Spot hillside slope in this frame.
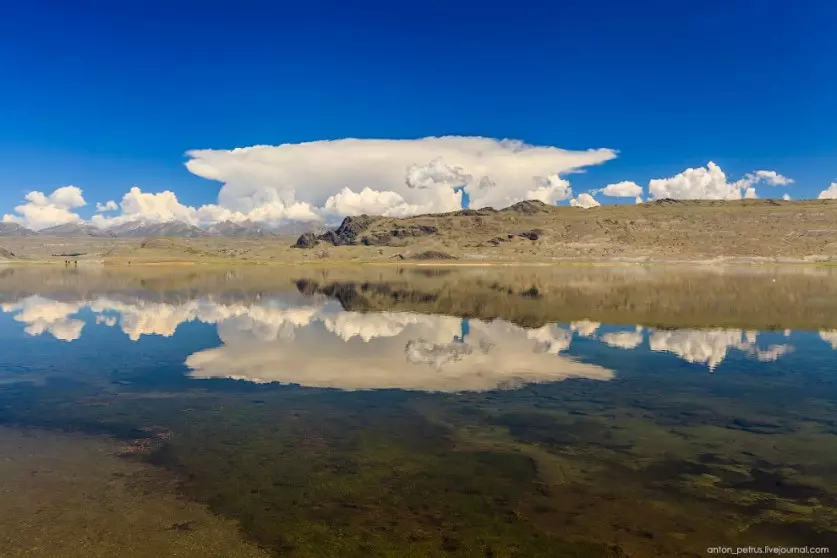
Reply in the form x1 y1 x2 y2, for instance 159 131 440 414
3 199 837 264
292 199 837 261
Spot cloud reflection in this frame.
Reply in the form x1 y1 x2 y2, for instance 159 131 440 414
0 296 801 385
649 329 792 371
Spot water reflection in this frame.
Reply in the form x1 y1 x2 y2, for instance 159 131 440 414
2 267 837 555
188 314 613 392
649 329 793 370
0 294 808 387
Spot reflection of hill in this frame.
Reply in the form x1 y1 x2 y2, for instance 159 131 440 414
289 266 837 330
4 265 837 330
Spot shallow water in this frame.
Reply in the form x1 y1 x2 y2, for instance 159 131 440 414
1 265 836 557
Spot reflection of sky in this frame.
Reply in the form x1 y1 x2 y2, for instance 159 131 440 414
0 295 824 390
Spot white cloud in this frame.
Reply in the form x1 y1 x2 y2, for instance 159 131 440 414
96 200 118 212
818 183 837 200
2 186 86 230
7 137 613 229
185 137 614 217
737 170 794 187
91 187 201 228
782 193 791 201
593 180 642 199
406 158 472 189
569 193 601 208
648 163 793 201
526 174 574 204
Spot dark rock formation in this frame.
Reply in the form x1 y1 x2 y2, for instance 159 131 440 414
392 224 438 237
500 200 551 214
410 251 457 260
362 224 439 246
488 236 511 245
652 198 683 206
330 215 377 245
518 229 542 241
293 232 319 249
300 216 439 248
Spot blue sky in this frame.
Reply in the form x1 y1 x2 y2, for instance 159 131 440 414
0 0 835 228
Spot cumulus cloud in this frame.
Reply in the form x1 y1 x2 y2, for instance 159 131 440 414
96 200 118 212
569 192 601 208
2 186 86 230
5 137 613 229
648 163 793 201
782 193 791 201
91 187 201 228
818 183 837 200
593 180 642 201
527 174 574 204
186 137 614 218
406 158 472 190
736 170 794 187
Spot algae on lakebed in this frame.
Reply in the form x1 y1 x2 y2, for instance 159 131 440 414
2 356 837 556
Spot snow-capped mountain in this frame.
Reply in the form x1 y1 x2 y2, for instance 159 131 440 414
105 220 207 238
38 223 115 237
204 220 276 237
2 218 323 237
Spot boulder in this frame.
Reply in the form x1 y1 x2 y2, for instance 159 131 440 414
518 230 542 241
293 232 319 249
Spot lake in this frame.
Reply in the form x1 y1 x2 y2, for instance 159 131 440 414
1 265 836 557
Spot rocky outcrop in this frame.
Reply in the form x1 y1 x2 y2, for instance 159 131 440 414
330 215 378 245
293 216 378 248
500 200 551 214
0 247 15 259
293 232 319 249
294 216 440 248
410 251 457 260
518 229 542 241
361 224 439 246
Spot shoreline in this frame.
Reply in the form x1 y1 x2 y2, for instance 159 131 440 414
3 256 836 268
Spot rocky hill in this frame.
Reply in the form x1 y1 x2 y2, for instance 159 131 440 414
0 223 38 237
4 199 837 263
291 199 837 261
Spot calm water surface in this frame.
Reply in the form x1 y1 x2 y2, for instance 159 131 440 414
1 266 836 557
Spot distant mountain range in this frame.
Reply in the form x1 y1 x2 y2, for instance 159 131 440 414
0 219 322 238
